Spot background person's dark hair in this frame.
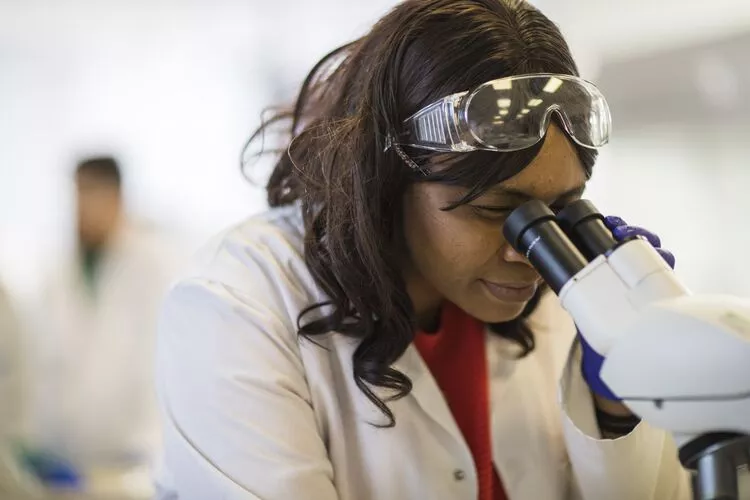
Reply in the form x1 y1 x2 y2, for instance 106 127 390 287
75 156 122 189
247 0 598 427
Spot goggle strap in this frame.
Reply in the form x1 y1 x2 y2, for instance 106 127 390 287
389 141 429 176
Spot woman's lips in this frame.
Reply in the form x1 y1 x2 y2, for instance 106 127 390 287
481 279 537 302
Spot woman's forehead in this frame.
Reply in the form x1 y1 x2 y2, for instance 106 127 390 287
498 126 586 202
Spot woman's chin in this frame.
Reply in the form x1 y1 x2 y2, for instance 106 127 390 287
459 298 527 325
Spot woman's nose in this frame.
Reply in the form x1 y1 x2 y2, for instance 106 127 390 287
502 241 532 266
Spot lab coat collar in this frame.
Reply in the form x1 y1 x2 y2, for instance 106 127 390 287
390 343 466 446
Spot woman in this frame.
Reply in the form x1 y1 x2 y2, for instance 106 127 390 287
155 1 691 499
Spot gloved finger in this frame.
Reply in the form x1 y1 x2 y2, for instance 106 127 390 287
611 225 662 248
603 215 627 230
578 331 621 401
656 248 676 269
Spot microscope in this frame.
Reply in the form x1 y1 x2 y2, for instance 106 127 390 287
503 200 750 500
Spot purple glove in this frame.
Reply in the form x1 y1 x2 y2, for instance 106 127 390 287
580 216 676 400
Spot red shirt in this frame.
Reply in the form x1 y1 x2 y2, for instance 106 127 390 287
414 302 508 500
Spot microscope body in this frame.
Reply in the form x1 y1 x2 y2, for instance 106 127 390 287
559 238 750 440
504 200 750 500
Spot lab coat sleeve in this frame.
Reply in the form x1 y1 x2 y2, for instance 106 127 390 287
155 277 339 500
559 339 693 500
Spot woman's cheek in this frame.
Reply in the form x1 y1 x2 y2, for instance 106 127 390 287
440 218 501 267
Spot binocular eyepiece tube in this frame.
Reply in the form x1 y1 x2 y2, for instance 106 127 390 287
502 199 617 293
556 200 618 261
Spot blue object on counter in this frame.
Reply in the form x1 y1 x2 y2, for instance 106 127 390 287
19 448 83 490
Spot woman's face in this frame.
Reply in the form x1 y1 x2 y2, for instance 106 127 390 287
402 124 587 325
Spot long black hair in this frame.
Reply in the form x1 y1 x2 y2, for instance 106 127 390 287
247 0 598 427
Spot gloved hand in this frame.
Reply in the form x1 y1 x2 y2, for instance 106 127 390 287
580 216 675 400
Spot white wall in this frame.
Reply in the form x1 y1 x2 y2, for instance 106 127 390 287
587 124 750 296
538 0 750 68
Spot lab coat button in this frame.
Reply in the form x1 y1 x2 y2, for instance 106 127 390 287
453 469 466 481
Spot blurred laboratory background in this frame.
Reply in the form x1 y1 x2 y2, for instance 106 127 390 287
2 0 749 300
0 0 748 498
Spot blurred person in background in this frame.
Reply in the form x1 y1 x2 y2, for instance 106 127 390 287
154 1 692 499
25 156 180 499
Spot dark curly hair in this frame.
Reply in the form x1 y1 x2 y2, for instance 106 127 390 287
246 0 597 427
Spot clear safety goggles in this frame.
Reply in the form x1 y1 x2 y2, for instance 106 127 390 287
387 74 611 154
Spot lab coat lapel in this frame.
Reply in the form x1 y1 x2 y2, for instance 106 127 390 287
390 344 468 451
487 295 575 500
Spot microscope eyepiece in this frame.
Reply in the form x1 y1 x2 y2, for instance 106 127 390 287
556 200 617 260
503 200 588 293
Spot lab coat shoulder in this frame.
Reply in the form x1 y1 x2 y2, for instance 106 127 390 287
39 221 182 303
156 204 339 500
533 295 692 500
113 223 188 286
184 204 318 306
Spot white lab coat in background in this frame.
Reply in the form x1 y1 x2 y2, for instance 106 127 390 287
27 221 183 499
155 203 692 500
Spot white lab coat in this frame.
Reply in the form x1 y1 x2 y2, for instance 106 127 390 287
27 221 182 498
155 203 692 500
